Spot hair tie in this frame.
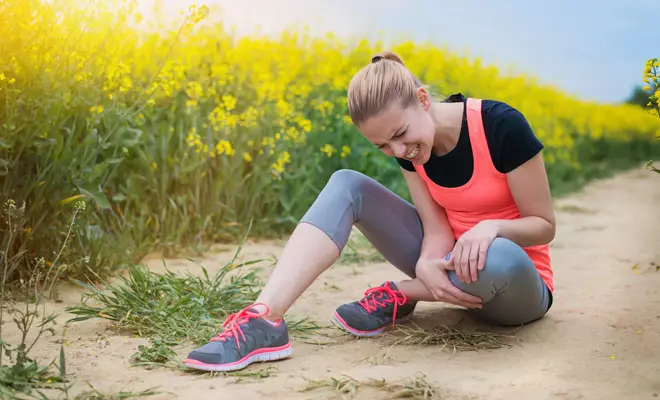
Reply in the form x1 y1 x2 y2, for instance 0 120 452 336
371 55 384 63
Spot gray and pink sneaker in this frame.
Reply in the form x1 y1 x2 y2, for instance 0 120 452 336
185 304 292 372
333 281 415 337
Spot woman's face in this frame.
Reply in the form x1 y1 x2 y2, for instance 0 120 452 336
357 89 435 165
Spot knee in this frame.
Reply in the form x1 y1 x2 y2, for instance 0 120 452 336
483 238 534 280
326 169 370 195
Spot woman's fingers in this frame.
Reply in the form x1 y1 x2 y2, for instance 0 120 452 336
459 242 471 283
478 239 489 271
468 242 480 282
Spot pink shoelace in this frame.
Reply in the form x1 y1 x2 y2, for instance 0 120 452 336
357 283 408 326
210 303 270 349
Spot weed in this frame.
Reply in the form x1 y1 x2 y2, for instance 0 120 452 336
0 199 86 398
130 338 179 369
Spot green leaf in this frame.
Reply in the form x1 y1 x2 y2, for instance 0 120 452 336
76 184 110 209
33 137 58 148
0 138 10 148
112 193 128 202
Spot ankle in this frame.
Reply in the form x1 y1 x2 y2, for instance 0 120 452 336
394 280 425 304
250 303 283 322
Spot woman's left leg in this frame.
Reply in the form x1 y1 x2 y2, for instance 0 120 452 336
445 237 552 326
335 237 552 337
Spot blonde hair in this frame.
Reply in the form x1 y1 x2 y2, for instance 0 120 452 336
347 51 429 126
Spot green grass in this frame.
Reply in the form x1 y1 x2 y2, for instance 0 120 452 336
337 229 385 265
65 240 323 349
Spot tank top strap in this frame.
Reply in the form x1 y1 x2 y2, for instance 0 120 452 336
465 98 501 177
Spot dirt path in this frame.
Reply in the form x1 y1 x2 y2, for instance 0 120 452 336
7 167 660 399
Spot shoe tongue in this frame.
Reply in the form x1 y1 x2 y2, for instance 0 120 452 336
383 281 398 291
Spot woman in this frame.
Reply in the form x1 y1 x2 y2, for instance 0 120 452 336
184 51 556 372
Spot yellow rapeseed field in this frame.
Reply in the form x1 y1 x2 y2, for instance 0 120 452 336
1 0 659 281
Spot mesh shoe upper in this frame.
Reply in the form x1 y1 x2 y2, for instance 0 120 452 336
335 281 415 332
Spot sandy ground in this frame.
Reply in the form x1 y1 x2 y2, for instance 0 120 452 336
4 167 660 400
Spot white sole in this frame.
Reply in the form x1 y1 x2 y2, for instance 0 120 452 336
333 312 412 337
185 345 293 372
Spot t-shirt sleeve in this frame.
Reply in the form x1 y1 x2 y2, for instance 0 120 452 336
395 157 416 172
493 108 544 173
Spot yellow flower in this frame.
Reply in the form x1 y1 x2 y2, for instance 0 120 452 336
271 151 291 175
90 105 104 114
340 145 351 158
243 152 252 162
222 95 237 111
215 140 235 156
320 144 335 157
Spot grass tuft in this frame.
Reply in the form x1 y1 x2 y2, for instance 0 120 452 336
383 322 518 352
65 251 264 346
130 338 179 370
65 248 322 346
299 373 442 399
189 366 279 384
72 382 162 399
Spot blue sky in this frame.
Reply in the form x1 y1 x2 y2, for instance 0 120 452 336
141 0 658 104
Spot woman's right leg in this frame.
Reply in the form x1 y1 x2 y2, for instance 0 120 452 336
255 168 438 321
185 169 438 371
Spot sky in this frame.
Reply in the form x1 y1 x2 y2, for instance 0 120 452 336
136 0 659 104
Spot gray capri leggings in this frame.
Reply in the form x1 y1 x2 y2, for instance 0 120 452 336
300 169 553 326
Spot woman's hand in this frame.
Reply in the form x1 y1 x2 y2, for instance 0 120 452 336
448 220 499 284
415 257 483 309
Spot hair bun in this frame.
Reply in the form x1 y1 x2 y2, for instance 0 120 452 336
371 51 404 66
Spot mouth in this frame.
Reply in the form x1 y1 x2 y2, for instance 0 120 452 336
404 145 419 160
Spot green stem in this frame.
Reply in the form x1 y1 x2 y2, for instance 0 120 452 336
0 203 11 366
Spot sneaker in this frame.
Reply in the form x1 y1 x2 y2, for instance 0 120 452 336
184 303 292 372
333 281 415 337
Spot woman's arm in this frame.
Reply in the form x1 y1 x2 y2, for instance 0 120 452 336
492 152 556 247
399 167 482 307
401 168 455 260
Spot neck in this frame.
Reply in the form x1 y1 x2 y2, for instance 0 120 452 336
429 101 463 156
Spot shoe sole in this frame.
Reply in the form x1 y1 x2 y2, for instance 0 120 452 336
184 342 292 372
333 311 412 337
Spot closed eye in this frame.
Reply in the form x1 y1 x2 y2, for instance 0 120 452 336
377 128 407 149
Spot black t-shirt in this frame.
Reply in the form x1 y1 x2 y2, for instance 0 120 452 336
396 93 544 187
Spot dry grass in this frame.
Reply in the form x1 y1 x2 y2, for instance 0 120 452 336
299 373 441 399
72 383 162 399
382 322 519 352
189 366 279 384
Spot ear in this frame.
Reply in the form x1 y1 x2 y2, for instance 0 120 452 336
416 87 431 111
